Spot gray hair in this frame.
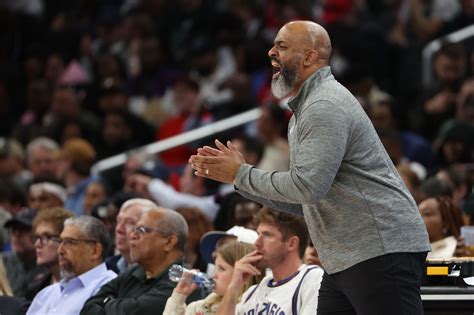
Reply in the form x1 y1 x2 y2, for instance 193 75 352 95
120 198 158 214
64 216 111 260
153 208 188 252
26 137 59 158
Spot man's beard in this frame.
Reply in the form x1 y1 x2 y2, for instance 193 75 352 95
59 259 76 280
60 267 76 281
271 56 301 99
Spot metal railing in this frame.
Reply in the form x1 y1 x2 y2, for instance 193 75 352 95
91 107 262 175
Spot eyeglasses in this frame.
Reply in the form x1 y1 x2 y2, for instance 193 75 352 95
32 234 61 245
59 237 97 248
131 225 171 236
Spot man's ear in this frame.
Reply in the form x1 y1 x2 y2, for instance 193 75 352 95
303 50 318 66
164 235 178 252
287 235 300 253
91 242 103 261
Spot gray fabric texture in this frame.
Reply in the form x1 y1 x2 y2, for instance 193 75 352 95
236 66 430 274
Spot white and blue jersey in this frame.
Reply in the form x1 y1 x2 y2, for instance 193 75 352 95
236 264 323 315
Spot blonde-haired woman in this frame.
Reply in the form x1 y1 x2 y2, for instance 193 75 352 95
0 259 13 296
0 258 30 315
164 241 262 314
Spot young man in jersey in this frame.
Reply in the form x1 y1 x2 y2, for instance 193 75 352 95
217 207 323 314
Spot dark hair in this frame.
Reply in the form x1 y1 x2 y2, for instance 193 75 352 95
441 166 471 198
434 42 465 61
232 134 265 165
0 179 26 207
253 207 309 258
420 177 454 199
263 103 289 138
435 196 464 238
214 192 261 230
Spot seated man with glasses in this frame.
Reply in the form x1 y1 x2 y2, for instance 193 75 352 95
81 207 205 315
27 216 117 315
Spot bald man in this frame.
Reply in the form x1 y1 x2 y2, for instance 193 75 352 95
190 21 430 315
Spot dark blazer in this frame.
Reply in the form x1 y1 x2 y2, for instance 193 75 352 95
0 296 30 315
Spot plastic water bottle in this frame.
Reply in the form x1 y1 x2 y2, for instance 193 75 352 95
169 264 214 290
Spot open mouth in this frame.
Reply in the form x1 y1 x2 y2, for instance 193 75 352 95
271 61 281 80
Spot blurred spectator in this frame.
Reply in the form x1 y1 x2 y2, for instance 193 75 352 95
57 138 97 215
213 192 262 231
456 79 474 125
217 208 323 314
200 225 259 268
49 118 92 146
175 207 213 270
44 86 100 143
0 138 30 190
404 0 460 43
83 181 108 216
163 240 261 315
32 208 74 286
415 42 467 140
44 53 66 85
0 179 27 217
367 97 436 172
397 164 423 204
157 76 212 167
433 119 474 167
376 128 427 180
255 104 290 171
26 137 60 181
106 198 158 274
127 164 222 221
436 165 472 209
81 208 204 314
0 257 30 314
125 37 177 98
230 134 265 167
96 81 155 145
93 54 125 87
189 40 237 109
95 110 138 160
418 196 464 258
304 242 322 267
2 208 48 299
419 175 454 201
13 80 52 146
27 216 116 315
0 258 13 296
28 180 66 211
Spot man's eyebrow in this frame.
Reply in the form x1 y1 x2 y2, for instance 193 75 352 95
274 40 288 45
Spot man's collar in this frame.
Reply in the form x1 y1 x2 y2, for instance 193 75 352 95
132 257 186 281
288 66 332 112
60 262 108 289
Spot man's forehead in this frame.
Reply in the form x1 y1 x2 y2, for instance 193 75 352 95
138 210 164 225
275 27 307 48
121 204 146 217
61 224 81 237
257 222 279 233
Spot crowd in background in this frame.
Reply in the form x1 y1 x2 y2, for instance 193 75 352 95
0 0 474 313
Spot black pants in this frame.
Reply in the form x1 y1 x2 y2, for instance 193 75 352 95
317 252 427 315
